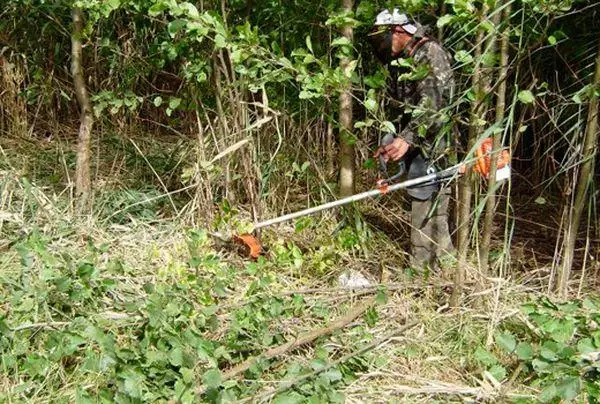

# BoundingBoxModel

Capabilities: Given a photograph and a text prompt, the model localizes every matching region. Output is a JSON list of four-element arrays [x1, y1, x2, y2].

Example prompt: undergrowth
[[1, 169, 599, 403]]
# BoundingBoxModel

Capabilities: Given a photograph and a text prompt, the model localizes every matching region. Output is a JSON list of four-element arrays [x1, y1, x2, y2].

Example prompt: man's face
[[370, 25, 413, 63], [391, 27, 413, 56]]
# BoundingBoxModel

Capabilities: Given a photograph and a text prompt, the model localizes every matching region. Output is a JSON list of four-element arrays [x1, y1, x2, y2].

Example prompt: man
[[369, 9, 456, 270]]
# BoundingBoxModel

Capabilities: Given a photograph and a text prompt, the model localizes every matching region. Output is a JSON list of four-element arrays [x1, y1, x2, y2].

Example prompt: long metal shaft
[[254, 164, 462, 230]]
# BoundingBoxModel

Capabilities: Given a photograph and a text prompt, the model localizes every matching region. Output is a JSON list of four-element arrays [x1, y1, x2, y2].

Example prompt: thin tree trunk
[[557, 38, 600, 297], [451, 10, 488, 307], [479, 1, 512, 277], [338, 0, 354, 197], [72, 8, 94, 210]]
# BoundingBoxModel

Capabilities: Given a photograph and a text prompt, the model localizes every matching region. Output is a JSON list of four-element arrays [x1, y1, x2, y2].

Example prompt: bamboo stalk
[[557, 37, 600, 297]]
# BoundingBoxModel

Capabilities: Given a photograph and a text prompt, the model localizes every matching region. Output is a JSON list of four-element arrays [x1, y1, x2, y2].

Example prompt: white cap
[[373, 9, 417, 34]]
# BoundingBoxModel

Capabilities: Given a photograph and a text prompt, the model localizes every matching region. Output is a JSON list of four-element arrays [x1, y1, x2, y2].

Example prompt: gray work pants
[[410, 185, 455, 269]]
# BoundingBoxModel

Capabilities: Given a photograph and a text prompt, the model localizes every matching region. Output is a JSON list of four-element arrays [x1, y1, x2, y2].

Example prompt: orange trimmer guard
[[232, 233, 262, 259]]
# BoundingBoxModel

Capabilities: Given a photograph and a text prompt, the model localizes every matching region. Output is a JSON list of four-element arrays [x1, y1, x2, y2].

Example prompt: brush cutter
[[213, 138, 511, 259]]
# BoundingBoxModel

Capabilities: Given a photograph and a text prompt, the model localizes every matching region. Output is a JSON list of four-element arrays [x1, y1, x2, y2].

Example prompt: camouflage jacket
[[386, 39, 455, 162]]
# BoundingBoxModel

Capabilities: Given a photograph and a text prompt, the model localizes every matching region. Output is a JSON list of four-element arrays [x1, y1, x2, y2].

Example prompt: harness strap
[[407, 37, 431, 57]]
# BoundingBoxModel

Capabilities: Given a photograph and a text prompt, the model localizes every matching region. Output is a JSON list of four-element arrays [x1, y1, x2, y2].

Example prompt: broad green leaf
[[380, 121, 396, 134], [375, 289, 387, 305], [532, 358, 550, 372], [496, 332, 517, 353], [548, 36, 557, 45], [273, 391, 305, 404], [174, 379, 195, 404], [153, 96, 163, 107], [454, 50, 473, 65], [540, 341, 559, 361], [474, 346, 497, 366], [542, 318, 575, 343], [331, 37, 351, 47], [518, 90, 535, 104], [202, 368, 222, 390], [488, 364, 507, 381], [168, 19, 187, 37], [169, 347, 184, 366], [516, 342, 534, 360], [121, 369, 145, 398], [180, 2, 199, 18], [436, 14, 454, 28], [364, 98, 377, 112], [557, 376, 580, 400], [539, 384, 558, 402], [535, 196, 547, 205], [582, 298, 599, 310], [169, 97, 181, 110], [148, 2, 168, 16], [214, 34, 227, 49], [299, 90, 315, 99], [322, 368, 342, 382]]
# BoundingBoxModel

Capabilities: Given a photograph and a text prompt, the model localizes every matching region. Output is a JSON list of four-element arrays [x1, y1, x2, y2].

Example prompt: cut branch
[[242, 319, 419, 403], [71, 8, 94, 210], [196, 297, 376, 394]]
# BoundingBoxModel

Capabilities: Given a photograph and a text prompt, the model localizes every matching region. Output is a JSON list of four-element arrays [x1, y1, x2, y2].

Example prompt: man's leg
[[410, 186, 454, 269]]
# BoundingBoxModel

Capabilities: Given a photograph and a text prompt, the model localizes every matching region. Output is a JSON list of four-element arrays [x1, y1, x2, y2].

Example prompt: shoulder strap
[[407, 37, 431, 57]]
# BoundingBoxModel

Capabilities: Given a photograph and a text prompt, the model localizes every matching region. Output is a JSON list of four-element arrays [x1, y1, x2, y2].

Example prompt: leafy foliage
[[485, 297, 600, 402], [0, 220, 380, 402]]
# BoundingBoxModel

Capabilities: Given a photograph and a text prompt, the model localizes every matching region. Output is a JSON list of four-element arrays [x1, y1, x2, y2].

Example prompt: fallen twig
[[196, 297, 377, 394], [11, 321, 70, 331], [241, 320, 420, 403]]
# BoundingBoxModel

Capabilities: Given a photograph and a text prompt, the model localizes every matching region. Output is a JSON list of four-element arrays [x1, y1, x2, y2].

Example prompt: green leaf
[[577, 338, 596, 354], [202, 368, 222, 390], [516, 342, 534, 360], [168, 19, 187, 37], [535, 196, 547, 205], [121, 369, 144, 398], [153, 96, 163, 107], [532, 358, 550, 372], [488, 364, 507, 381], [557, 376, 580, 400], [454, 50, 473, 65], [582, 298, 598, 310], [436, 14, 454, 28], [273, 391, 305, 404], [474, 346, 497, 366], [518, 90, 535, 104], [169, 97, 181, 110], [322, 368, 343, 382], [148, 2, 168, 16], [214, 34, 227, 49], [496, 332, 517, 353], [364, 98, 377, 112], [180, 2, 199, 18], [539, 384, 558, 402], [331, 37, 351, 47], [548, 36, 557, 45], [169, 347, 184, 366], [306, 36, 313, 53], [540, 341, 559, 361], [375, 289, 387, 305], [380, 121, 396, 134]]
